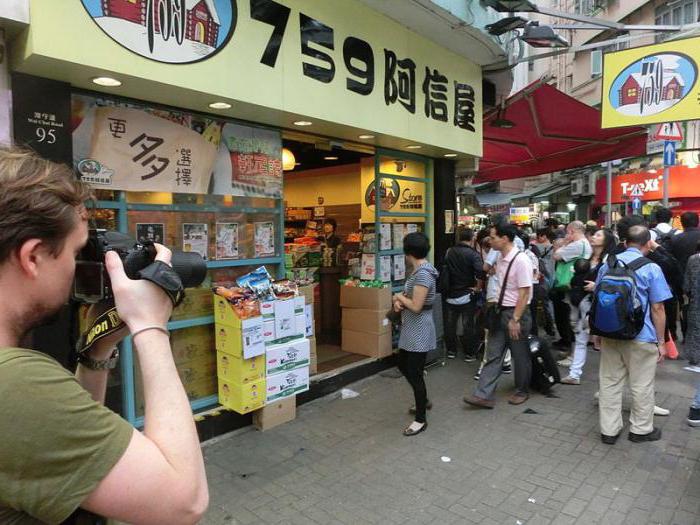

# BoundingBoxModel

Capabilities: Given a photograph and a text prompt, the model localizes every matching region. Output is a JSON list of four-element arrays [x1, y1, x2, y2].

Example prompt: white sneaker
[[557, 357, 572, 367], [654, 406, 670, 416]]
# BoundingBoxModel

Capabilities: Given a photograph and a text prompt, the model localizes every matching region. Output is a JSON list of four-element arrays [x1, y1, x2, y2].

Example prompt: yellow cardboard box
[[172, 288, 214, 320], [170, 326, 215, 365], [214, 319, 265, 359], [213, 294, 257, 329], [184, 376, 217, 400], [178, 360, 216, 385], [217, 351, 265, 384], [218, 377, 266, 414]]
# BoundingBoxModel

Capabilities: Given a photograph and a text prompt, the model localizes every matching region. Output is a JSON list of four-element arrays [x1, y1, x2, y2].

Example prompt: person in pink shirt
[[464, 222, 534, 408]]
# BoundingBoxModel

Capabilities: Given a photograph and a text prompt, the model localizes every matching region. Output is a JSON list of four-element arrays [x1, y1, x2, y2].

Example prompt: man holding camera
[[0, 147, 208, 524]]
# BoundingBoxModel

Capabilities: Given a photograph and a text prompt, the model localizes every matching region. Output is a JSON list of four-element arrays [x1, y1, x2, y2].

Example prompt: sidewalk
[[201, 348, 700, 524]]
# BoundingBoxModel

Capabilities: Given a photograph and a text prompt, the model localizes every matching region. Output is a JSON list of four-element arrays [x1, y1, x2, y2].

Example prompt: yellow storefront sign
[[17, 0, 483, 156], [602, 37, 700, 128]]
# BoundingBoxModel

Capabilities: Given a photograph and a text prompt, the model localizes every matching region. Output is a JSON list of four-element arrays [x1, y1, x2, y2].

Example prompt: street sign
[[632, 197, 642, 210], [664, 141, 676, 167], [654, 122, 684, 142], [629, 185, 644, 197]]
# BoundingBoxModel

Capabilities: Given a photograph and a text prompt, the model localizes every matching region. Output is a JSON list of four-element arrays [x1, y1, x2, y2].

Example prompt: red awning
[[477, 81, 648, 182]]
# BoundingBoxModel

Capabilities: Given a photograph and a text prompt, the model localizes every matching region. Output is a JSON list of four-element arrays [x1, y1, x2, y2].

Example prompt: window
[[566, 74, 573, 92], [627, 88, 637, 98], [528, 60, 534, 72], [591, 49, 602, 76], [656, 0, 697, 41]]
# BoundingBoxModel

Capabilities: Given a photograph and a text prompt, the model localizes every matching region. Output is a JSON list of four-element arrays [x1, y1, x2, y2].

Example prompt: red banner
[[595, 166, 700, 204]]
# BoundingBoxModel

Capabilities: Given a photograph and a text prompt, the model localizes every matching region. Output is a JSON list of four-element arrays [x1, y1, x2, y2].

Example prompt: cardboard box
[[252, 396, 296, 431], [171, 288, 214, 320], [214, 295, 261, 329], [342, 329, 393, 358], [184, 376, 217, 401], [304, 305, 314, 337], [265, 338, 310, 375], [309, 336, 317, 375], [295, 313, 306, 337], [342, 308, 391, 335], [170, 325, 215, 365], [339, 286, 392, 311], [263, 319, 276, 343], [294, 296, 305, 314], [274, 298, 296, 340], [215, 318, 265, 359], [260, 299, 275, 319], [217, 352, 265, 384], [178, 360, 216, 385], [218, 377, 266, 414], [298, 284, 317, 305], [266, 368, 309, 403]]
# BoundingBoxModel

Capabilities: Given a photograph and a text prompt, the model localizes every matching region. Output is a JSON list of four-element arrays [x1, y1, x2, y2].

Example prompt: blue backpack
[[589, 255, 651, 340]]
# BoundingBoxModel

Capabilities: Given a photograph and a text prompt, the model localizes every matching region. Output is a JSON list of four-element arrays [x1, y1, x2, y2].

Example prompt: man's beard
[[20, 300, 69, 341]]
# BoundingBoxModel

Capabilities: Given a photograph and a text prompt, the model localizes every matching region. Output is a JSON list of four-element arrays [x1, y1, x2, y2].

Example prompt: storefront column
[[0, 30, 11, 144], [433, 159, 456, 266]]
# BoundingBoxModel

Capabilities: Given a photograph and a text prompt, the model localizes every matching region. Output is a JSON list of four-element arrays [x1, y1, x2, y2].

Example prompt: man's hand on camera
[[105, 244, 174, 335]]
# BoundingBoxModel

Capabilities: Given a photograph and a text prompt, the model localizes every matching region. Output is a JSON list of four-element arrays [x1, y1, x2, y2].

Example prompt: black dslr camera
[[73, 229, 207, 304]]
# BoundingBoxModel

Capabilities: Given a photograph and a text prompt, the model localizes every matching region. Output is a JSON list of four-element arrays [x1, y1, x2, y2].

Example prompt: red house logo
[[81, 0, 237, 64]]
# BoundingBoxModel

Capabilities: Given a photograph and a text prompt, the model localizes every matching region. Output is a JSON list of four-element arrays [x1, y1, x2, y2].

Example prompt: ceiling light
[[91, 76, 122, 87], [293, 120, 313, 126], [482, 0, 538, 12], [521, 22, 570, 48], [358, 134, 375, 139], [282, 148, 296, 171], [444, 153, 458, 158], [209, 101, 231, 109], [406, 145, 422, 149], [485, 16, 529, 36], [324, 156, 339, 160]]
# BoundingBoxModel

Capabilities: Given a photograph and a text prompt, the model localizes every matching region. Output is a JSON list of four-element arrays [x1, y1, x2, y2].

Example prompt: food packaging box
[[263, 319, 276, 343], [265, 368, 309, 403], [252, 396, 296, 431], [214, 295, 261, 329], [217, 352, 265, 384], [342, 308, 391, 335], [171, 288, 214, 320], [170, 326, 215, 365], [294, 296, 306, 314], [304, 305, 314, 337], [341, 329, 393, 358], [260, 299, 275, 319], [215, 317, 265, 359], [218, 377, 266, 414], [309, 336, 317, 375], [274, 298, 296, 340], [298, 284, 316, 305], [339, 286, 392, 311], [178, 360, 216, 385], [295, 313, 306, 337], [265, 338, 310, 375]]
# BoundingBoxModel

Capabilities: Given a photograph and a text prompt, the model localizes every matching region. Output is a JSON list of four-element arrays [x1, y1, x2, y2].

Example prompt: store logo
[[364, 178, 400, 210], [620, 178, 660, 196], [80, 0, 237, 64], [399, 188, 423, 210], [609, 52, 697, 117], [77, 159, 114, 186]]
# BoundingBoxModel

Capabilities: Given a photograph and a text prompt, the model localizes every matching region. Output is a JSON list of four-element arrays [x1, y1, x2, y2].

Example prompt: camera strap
[[76, 261, 185, 355]]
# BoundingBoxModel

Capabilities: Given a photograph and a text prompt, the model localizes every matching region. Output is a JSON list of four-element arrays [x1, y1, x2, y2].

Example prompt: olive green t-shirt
[[0, 348, 133, 524]]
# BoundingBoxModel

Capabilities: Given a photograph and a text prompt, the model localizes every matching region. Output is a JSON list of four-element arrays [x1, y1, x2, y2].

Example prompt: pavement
[[201, 344, 700, 525]]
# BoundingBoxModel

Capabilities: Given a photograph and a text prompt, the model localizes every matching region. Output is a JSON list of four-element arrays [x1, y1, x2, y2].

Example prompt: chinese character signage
[[602, 37, 700, 128], [25, 0, 482, 156]]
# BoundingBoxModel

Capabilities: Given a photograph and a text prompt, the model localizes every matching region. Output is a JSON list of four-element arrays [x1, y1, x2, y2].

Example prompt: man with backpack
[[590, 226, 672, 444], [650, 207, 677, 245], [442, 229, 485, 361]]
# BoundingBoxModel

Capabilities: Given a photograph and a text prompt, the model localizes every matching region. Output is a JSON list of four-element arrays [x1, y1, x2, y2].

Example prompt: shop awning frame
[[477, 80, 648, 182]]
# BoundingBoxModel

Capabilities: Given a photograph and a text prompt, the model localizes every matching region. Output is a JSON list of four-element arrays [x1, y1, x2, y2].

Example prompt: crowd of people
[[393, 209, 700, 443]]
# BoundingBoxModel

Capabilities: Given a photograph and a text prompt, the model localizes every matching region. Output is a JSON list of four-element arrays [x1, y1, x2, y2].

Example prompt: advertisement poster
[[183, 223, 209, 260], [136, 223, 164, 244], [380, 256, 392, 282], [379, 223, 392, 251], [211, 123, 283, 198], [216, 223, 239, 259], [444, 210, 455, 234], [393, 255, 406, 281], [392, 224, 405, 250], [254, 222, 275, 257], [72, 95, 221, 194], [361, 254, 376, 280]]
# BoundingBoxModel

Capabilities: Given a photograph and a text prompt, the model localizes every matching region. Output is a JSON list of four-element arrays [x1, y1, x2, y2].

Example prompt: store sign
[[360, 158, 426, 222], [79, 0, 237, 64], [602, 38, 700, 128], [26, 0, 482, 156], [594, 166, 700, 203]]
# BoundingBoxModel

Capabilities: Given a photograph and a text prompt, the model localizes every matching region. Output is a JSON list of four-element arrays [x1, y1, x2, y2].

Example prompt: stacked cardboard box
[[340, 286, 394, 358], [298, 284, 318, 374], [253, 396, 296, 431]]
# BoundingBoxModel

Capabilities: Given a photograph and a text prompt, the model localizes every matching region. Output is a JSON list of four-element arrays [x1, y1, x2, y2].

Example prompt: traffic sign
[[630, 185, 644, 197], [664, 141, 676, 167], [632, 197, 642, 210], [654, 122, 684, 142]]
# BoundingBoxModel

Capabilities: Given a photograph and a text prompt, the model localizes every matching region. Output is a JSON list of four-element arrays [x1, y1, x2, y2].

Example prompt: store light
[[293, 120, 313, 126], [521, 22, 569, 48], [444, 153, 458, 158], [92, 76, 122, 87], [358, 134, 375, 139], [567, 202, 577, 211], [324, 156, 339, 160], [406, 145, 422, 149], [282, 148, 296, 171], [209, 101, 232, 109]]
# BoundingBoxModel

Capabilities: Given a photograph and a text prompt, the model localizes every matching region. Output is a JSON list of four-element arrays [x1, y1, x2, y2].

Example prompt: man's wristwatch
[[77, 348, 120, 371]]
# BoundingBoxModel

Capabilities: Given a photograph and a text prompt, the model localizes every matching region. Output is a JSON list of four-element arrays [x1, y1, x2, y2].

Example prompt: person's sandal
[[408, 401, 433, 415], [403, 422, 427, 437]]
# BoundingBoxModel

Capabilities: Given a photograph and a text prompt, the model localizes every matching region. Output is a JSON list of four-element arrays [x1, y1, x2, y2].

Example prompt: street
[[202, 348, 700, 524]]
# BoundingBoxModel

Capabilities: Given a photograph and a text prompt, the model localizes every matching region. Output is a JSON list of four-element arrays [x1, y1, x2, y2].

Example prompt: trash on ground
[[528, 497, 536, 503], [440, 456, 451, 463], [523, 408, 538, 414], [341, 388, 359, 399]]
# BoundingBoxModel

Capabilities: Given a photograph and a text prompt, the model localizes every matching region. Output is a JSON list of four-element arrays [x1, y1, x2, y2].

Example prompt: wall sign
[[12, 73, 72, 164], [602, 38, 700, 128], [594, 166, 700, 203], [79, 0, 237, 64]]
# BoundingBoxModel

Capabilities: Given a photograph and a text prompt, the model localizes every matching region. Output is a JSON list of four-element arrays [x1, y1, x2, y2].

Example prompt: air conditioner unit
[[582, 173, 597, 195], [571, 178, 583, 195]]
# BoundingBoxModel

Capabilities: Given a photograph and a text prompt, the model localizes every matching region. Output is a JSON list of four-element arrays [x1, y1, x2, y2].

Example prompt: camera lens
[[170, 251, 208, 288]]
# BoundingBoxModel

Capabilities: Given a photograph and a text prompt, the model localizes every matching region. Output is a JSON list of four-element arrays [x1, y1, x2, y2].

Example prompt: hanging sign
[[653, 122, 684, 141], [602, 38, 700, 128]]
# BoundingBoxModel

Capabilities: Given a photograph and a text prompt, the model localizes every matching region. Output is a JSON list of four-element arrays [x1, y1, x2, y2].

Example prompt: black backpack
[[589, 255, 651, 340]]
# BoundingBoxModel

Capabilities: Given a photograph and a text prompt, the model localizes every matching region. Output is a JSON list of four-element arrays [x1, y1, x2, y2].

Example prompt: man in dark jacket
[[443, 229, 485, 361], [670, 212, 700, 274]]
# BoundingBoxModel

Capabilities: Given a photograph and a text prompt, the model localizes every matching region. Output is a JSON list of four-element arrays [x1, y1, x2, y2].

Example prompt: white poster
[[83, 107, 217, 193], [361, 253, 376, 280], [406, 224, 418, 234], [254, 222, 275, 257], [392, 224, 405, 250], [216, 223, 239, 260], [182, 223, 208, 260], [393, 255, 406, 281], [380, 223, 392, 251], [380, 256, 392, 282], [445, 210, 455, 234], [136, 223, 164, 244]]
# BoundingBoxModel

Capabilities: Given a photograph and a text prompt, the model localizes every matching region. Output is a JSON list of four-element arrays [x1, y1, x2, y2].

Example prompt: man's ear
[[16, 239, 46, 278]]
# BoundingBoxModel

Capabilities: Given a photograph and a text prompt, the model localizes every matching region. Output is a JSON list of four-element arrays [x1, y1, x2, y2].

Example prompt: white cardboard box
[[304, 305, 314, 337], [260, 300, 275, 319], [265, 338, 310, 375], [294, 296, 305, 314], [274, 299, 296, 340], [263, 319, 276, 343], [266, 367, 310, 403], [295, 313, 306, 337]]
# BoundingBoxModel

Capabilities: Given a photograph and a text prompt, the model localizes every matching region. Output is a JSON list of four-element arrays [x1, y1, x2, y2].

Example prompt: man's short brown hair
[[0, 146, 93, 264]]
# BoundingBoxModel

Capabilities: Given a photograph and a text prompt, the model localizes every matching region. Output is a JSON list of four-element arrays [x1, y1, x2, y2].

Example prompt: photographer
[[0, 147, 208, 524]]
